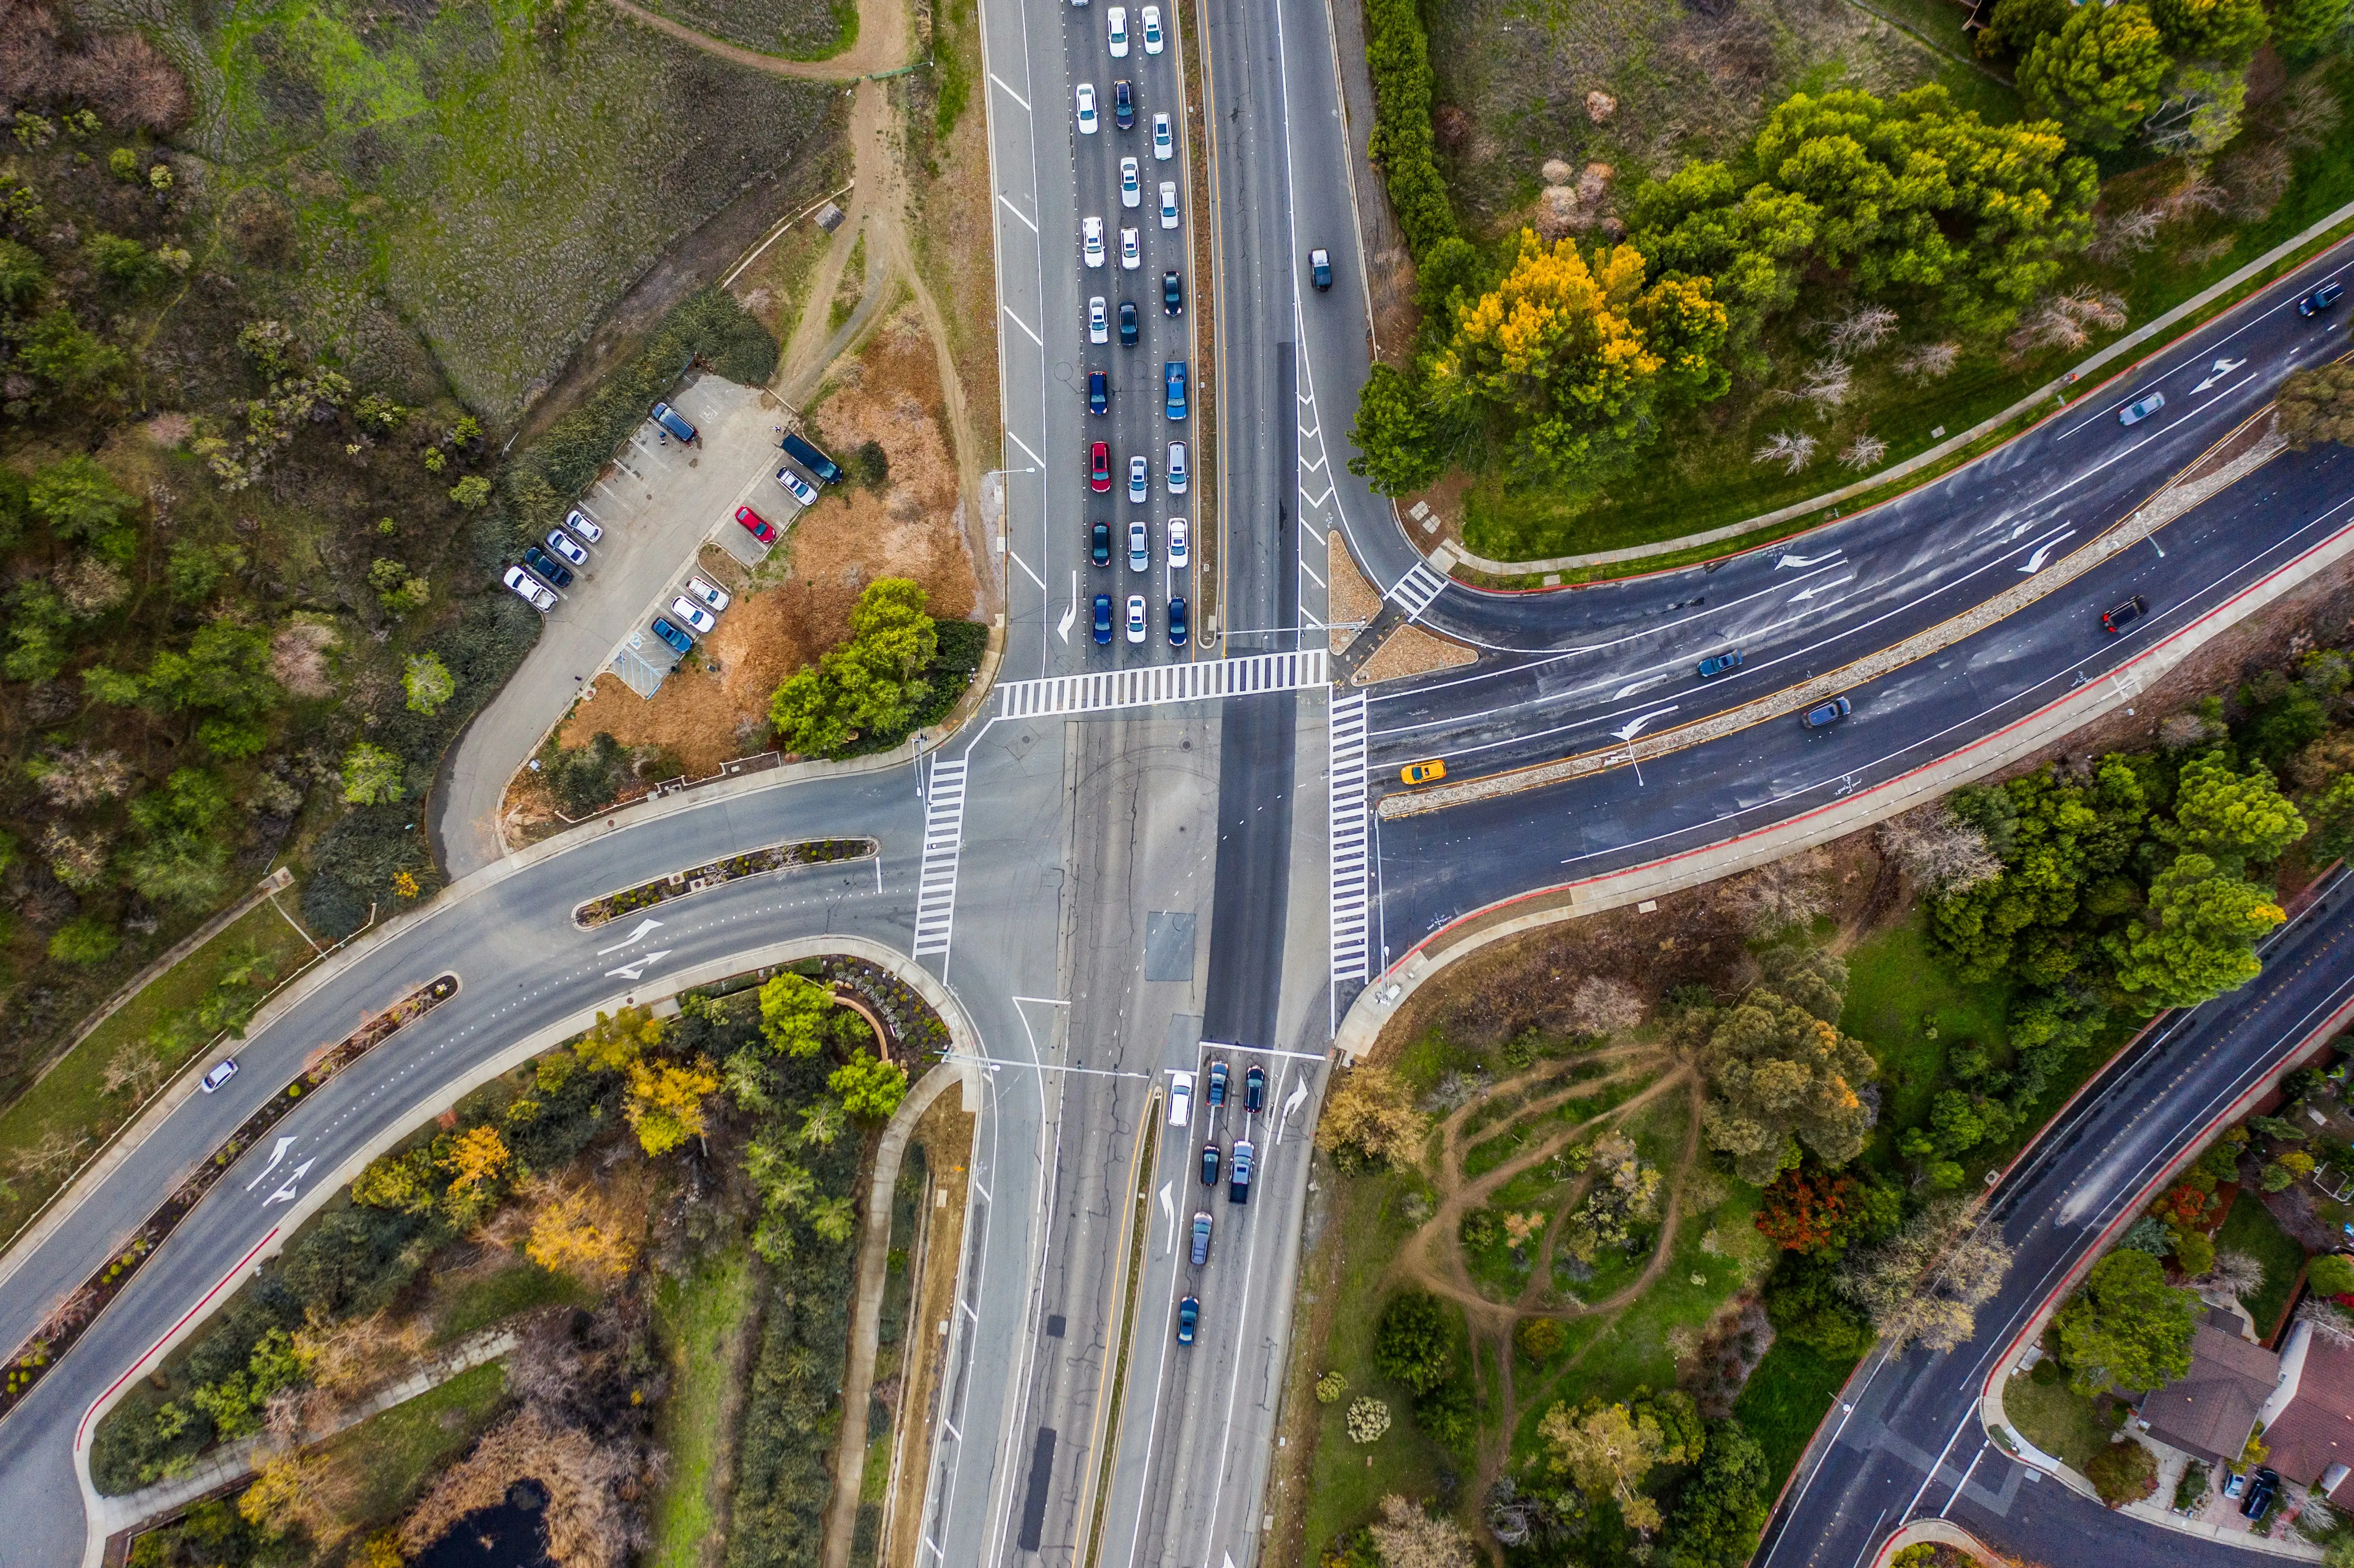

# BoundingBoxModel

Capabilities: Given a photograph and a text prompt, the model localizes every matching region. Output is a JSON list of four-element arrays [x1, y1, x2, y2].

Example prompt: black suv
[[1119, 301, 1139, 346], [1112, 79, 1134, 129], [2242, 1467, 2280, 1520], [1163, 269, 1184, 316], [1091, 521, 1111, 567]]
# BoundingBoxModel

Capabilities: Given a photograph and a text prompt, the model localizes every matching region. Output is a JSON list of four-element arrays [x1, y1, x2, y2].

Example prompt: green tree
[[83, 233, 163, 293], [767, 578, 940, 756], [1931, 761, 2147, 985], [2105, 853, 2284, 1008], [1701, 990, 1880, 1183], [2086, 1438, 2161, 1506], [2054, 1248, 2199, 1394], [1346, 361, 1447, 496], [2018, 4, 2173, 149], [2311, 1254, 2354, 1296], [2268, 0, 2350, 55], [758, 972, 834, 1057], [1360, 0, 1456, 257], [402, 652, 454, 715], [625, 1056, 720, 1154], [340, 742, 403, 805], [0, 237, 44, 307], [1538, 1395, 1698, 1532], [1977, 0, 2075, 56], [829, 1051, 909, 1120], [2170, 751, 2305, 866], [142, 622, 279, 720], [1664, 1419, 1769, 1568], [16, 308, 128, 404], [1373, 1290, 1455, 1394], [2280, 364, 2354, 452], [2150, 0, 2269, 62], [123, 768, 233, 909], [447, 474, 490, 508], [48, 913, 121, 965], [2172, 1228, 2216, 1277], [30, 455, 138, 561]]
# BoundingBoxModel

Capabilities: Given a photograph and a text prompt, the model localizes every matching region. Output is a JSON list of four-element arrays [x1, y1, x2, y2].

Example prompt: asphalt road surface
[[1761, 870, 2354, 1568]]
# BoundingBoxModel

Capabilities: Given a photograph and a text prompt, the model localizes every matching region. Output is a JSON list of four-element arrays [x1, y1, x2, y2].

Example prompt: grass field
[[311, 1359, 512, 1530], [427, 1255, 596, 1345], [1732, 1339, 1860, 1493], [1840, 917, 2013, 1163], [650, 1244, 759, 1568], [2003, 1367, 2116, 1470], [2218, 1192, 2310, 1341]]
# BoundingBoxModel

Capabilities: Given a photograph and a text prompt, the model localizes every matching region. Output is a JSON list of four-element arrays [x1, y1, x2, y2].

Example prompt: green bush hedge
[[1362, 0, 1456, 259]]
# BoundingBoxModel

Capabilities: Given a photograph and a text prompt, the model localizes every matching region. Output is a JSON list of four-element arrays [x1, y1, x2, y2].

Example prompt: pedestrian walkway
[[992, 650, 1328, 718], [1389, 562, 1448, 619], [912, 756, 970, 958], [1328, 692, 1372, 990]]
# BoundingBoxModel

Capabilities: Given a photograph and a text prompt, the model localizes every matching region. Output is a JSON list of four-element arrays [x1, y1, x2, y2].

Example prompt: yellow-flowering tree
[[624, 1056, 720, 1155], [576, 1006, 666, 1072], [436, 1125, 510, 1201]]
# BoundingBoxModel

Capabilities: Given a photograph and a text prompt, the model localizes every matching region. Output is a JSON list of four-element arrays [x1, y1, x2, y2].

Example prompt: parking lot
[[438, 372, 813, 875]]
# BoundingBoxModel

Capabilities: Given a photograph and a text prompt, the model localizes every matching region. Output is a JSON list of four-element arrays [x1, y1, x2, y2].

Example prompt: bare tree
[[1896, 342, 1960, 380], [100, 1043, 173, 1102], [2008, 288, 2127, 355], [2299, 1297, 2354, 1348], [1826, 305, 1899, 354], [1838, 434, 1889, 472], [2089, 206, 2164, 263], [1720, 851, 1831, 936], [2198, 1247, 2267, 1302], [2163, 169, 2228, 222], [2281, 78, 2343, 153], [33, 746, 132, 810], [1368, 1495, 1477, 1568], [1796, 356, 1854, 415], [1877, 803, 2000, 895], [11, 1129, 90, 1182], [1752, 431, 1819, 474], [1841, 1199, 2015, 1353], [1569, 976, 1648, 1037]]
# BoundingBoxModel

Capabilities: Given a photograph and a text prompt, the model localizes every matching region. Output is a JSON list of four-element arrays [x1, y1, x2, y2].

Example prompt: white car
[[1121, 156, 1141, 207], [1125, 593, 1146, 644], [1075, 81, 1098, 133], [544, 528, 588, 567], [776, 466, 819, 506], [1107, 5, 1129, 55], [199, 1059, 239, 1093], [1120, 226, 1140, 268], [1166, 441, 1188, 494], [1128, 454, 1148, 503], [1158, 181, 1179, 230], [1167, 517, 1189, 569], [1168, 1069, 1194, 1126], [562, 507, 603, 544], [1141, 5, 1164, 52], [1089, 295, 1109, 343], [503, 564, 557, 612], [1152, 112, 1173, 160], [670, 596, 718, 635], [1129, 518, 1149, 571], [684, 574, 731, 613], [1083, 215, 1106, 267]]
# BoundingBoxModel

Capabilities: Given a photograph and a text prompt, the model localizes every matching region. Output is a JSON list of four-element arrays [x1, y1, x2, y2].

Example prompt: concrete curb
[[1441, 204, 2354, 578], [70, 935, 983, 1568], [1335, 508, 2354, 1060]]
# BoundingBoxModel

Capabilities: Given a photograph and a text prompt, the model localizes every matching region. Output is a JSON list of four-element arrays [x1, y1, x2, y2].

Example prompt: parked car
[[523, 544, 572, 588], [1126, 594, 1146, 644], [1163, 269, 1184, 315], [1200, 1142, 1221, 1186], [1107, 5, 1128, 54], [670, 596, 717, 635], [2299, 281, 2344, 317], [1168, 596, 1186, 645], [1158, 181, 1179, 229], [1401, 759, 1445, 785], [1207, 1060, 1228, 1106], [735, 505, 777, 544], [562, 507, 603, 544], [1092, 520, 1112, 567], [1165, 360, 1188, 418], [1176, 1295, 1198, 1344], [1089, 369, 1110, 415], [684, 575, 731, 614], [1075, 82, 1098, 133], [1089, 295, 1109, 343], [1697, 649, 1742, 679], [1119, 300, 1139, 346], [1141, 5, 1163, 52], [544, 528, 588, 567], [651, 617, 695, 656], [200, 1058, 240, 1093], [2242, 1468, 2280, 1520], [1083, 215, 1105, 267], [1190, 1209, 1212, 1266], [651, 401, 696, 442], [1129, 518, 1149, 570], [1166, 441, 1188, 494], [1310, 247, 1332, 291], [1229, 1139, 1253, 1203], [503, 564, 557, 612], [1152, 112, 1173, 160], [1112, 78, 1134, 129], [1802, 695, 1853, 729], [2102, 594, 2148, 633], [1121, 156, 1141, 207], [1243, 1065, 1265, 1112], [2224, 1472, 2249, 1501], [1168, 1069, 1193, 1125], [1167, 517, 1188, 569], [2119, 390, 2166, 425], [1129, 454, 1148, 504], [782, 432, 843, 484], [1094, 592, 1113, 644], [776, 466, 820, 506], [1120, 227, 1140, 268], [1091, 440, 1112, 492]]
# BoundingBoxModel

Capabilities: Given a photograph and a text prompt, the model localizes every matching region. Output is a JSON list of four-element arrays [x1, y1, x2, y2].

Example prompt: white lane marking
[[987, 71, 1031, 111], [997, 193, 1040, 233], [2018, 531, 2074, 573], [912, 756, 971, 959], [1612, 706, 1677, 742], [1158, 1180, 1175, 1255], [595, 917, 663, 955], [1329, 692, 1372, 990], [996, 651, 1328, 716], [1006, 429, 1046, 469], [1001, 305, 1044, 347], [1006, 544, 1049, 593], [1277, 1072, 1310, 1146], [603, 950, 670, 980], [1777, 551, 1843, 569], [261, 1158, 316, 1206], [1390, 562, 1447, 617], [1612, 675, 1671, 701], [1789, 576, 1855, 603]]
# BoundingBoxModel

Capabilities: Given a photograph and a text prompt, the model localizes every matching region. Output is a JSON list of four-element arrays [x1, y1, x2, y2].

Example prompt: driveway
[[434, 373, 805, 876]]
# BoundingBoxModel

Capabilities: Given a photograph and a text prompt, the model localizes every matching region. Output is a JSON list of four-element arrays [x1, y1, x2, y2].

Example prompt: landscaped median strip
[[570, 836, 879, 928], [0, 974, 460, 1424], [1382, 413, 2291, 821]]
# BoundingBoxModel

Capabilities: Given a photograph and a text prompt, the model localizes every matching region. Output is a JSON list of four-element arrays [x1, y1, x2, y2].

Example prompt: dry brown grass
[[398, 1404, 641, 1568]]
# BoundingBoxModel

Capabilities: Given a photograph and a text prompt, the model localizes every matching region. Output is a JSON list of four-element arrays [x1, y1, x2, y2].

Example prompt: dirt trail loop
[[606, 0, 914, 79]]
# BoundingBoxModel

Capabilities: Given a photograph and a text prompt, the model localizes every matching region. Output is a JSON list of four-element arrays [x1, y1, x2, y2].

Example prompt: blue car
[[1176, 1295, 1199, 1345], [1165, 360, 1188, 419], [1089, 369, 1109, 416], [1093, 593, 1113, 645], [2118, 390, 2165, 426], [2299, 282, 2344, 317], [1206, 1060, 1228, 1106], [1168, 596, 1188, 646], [651, 617, 695, 656], [651, 401, 697, 442], [1190, 1210, 1212, 1266], [1802, 695, 1852, 729], [523, 544, 572, 589], [1697, 649, 1742, 680]]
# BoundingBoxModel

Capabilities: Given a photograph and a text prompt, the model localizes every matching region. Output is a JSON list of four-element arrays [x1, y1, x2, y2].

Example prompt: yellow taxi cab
[[1400, 759, 1447, 786]]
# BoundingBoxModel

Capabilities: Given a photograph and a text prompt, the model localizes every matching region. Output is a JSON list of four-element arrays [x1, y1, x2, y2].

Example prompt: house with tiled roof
[[2255, 1321, 2354, 1504], [2139, 1308, 2284, 1464]]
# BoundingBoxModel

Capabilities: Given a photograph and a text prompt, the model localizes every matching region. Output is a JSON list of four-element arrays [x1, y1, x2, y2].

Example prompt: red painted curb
[[77, 1225, 280, 1453]]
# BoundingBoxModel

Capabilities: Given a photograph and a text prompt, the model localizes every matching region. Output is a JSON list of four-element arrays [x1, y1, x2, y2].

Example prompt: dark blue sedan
[[523, 544, 572, 589], [652, 617, 695, 657], [1176, 1295, 1199, 1345], [1697, 648, 1742, 679], [1093, 593, 1113, 645], [1168, 596, 1188, 646]]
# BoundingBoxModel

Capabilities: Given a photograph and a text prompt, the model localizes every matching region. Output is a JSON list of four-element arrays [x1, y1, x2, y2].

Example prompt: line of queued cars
[[500, 400, 700, 612], [1167, 1056, 1268, 1346]]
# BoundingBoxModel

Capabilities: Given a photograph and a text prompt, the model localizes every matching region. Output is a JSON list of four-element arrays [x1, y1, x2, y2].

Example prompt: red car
[[1090, 440, 1112, 493], [735, 505, 777, 544]]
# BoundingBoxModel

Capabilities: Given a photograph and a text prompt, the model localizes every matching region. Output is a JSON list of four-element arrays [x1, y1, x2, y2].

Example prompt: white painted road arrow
[[1776, 551, 1842, 570], [604, 949, 672, 981], [2018, 529, 2076, 573], [595, 917, 663, 956], [1057, 571, 1077, 643], [245, 1137, 297, 1190], [1277, 1072, 1310, 1145], [1789, 576, 1855, 603], [1612, 706, 1679, 743], [2192, 357, 2247, 392], [1158, 1180, 1174, 1255], [262, 1158, 316, 1206]]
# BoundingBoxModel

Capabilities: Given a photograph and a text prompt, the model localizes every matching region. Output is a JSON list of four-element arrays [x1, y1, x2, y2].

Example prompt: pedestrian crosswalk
[[911, 756, 969, 958], [1390, 563, 1449, 618], [994, 650, 1328, 719], [1328, 692, 1372, 987]]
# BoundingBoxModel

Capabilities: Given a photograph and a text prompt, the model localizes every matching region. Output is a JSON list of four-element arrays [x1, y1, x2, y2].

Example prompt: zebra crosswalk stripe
[[911, 756, 970, 958], [1390, 564, 1447, 618], [1328, 692, 1372, 986], [995, 650, 1329, 718]]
